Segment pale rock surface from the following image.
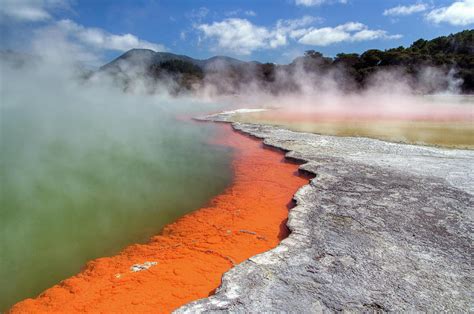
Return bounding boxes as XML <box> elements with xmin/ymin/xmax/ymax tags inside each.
<box><xmin>177</xmin><ymin>112</ymin><xmax>473</xmax><ymax>312</ymax></box>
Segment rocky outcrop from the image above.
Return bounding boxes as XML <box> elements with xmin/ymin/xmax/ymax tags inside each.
<box><xmin>178</xmin><ymin>113</ymin><xmax>473</xmax><ymax>312</ymax></box>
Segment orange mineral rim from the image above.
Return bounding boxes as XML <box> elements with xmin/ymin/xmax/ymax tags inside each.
<box><xmin>10</xmin><ymin>123</ymin><xmax>310</xmax><ymax>313</ymax></box>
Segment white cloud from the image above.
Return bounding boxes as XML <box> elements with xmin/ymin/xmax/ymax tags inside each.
<box><xmin>299</xmin><ymin>27</ymin><xmax>350</xmax><ymax>46</ymax></box>
<box><xmin>425</xmin><ymin>0</ymin><xmax>474</xmax><ymax>26</ymax></box>
<box><xmin>197</xmin><ymin>18</ymin><xmax>273</xmax><ymax>55</ymax></box>
<box><xmin>225</xmin><ymin>9</ymin><xmax>257</xmax><ymax>17</ymax></box>
<box><xmin>196</xmin><ymin>16</ymin><xmax>319</xmax><ymax>55</ymax></box>
<box><xmin>0</xmin><ymin>0</ymin><xmax>69</xmax><ymax>22</ymax></box>
<box><xmin>55</xmin><ymin>19</ymin><xmax>166</xmax><ymax>52</ymax></box>
<box><xmin>294</xmin><ymin>0</ymin><xmax>347</xmax><ymax>7</ymax></box>
<box><xmin>297</xmin><ymin>22</ymin><xmax>401</xmax><ymax>46</ymax></box>
<box><xmin>353</xmin><ymin>29</ymin><xmax>401</xmax><ymax>41</ymax></box>
<box><xmin>196</xmin><ymin>17</ymin><xmax>400</xmax><ymax>54</ymax></box>
<box><xmin>383</xmin><ymin>3</ymin><xmax>428</xmax><ymax>16</ymax></box>
<box><xmin>336</xmin><ymin>22</ymin><xmax>366</xmax><ymax>32</ymax></box>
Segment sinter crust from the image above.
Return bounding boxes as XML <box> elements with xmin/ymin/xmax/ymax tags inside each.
<box><xmin>178</xmin><ymin>112</ymin><xmax>473</xmax><ymax>313</ymax></box>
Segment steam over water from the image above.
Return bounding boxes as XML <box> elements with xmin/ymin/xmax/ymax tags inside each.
<box><xmin>0</xmin><ymin>59</ymin><xmax>232</xmax><ymax>309</ymax></box>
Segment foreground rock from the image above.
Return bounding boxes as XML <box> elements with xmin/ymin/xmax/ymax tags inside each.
<box><xmin>178</xmin><ymin>112</ymin><xmax>473</xmax><ymax>312</ymax></box>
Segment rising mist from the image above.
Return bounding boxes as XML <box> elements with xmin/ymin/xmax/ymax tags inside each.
<box><xmin>0</xmin><ymin>45</ymin><xmax>233</xmax><ymax>310</ymax></box>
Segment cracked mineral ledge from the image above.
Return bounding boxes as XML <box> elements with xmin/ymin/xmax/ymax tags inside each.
<box><xmin>178</xmin><ymin>112</ymin><xmax>473</xmax><ymax>312</ymax></box>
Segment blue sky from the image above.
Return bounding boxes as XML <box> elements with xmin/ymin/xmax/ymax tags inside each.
<box><xmin>0</xmin><ymin>0</ymin><xmax>473</xmax><ymax>64</ymax></box>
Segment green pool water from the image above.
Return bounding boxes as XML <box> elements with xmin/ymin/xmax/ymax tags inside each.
<box><xmin>0</xmin><ymin>65</ymin><xmax>233</xmax><ymax>310</ymax></box>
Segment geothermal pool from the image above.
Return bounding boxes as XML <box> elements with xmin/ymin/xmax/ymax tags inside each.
<box><xmin>233</xmin><ymin>96</ymin><xmax>474</xmax><ymax>149</ymax></box>
<box><xmin>0</xmin><ymin>94</ymin><xmax>234</xmax><ymax>309</ymax></box>
<box><xmin>10</xmin><ymin>124</ymin><xmax>309</xmax><ymax>313</ymax></box>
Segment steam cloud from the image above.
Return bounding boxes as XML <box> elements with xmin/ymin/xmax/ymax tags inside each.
<box><xmin>193</xmin><ymin>56</ymin><xmax>471</xmax><ymax>122</ymax></box>
<box><xmin>0</xmin><ymin>33</ymin><xmax>233</xmax><ymax>310</ymax></box>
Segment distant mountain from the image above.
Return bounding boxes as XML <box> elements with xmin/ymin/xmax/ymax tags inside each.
<box><xmin>100</xmin><ymin>49</ymin><xmax>250</xmax><ymax>73</ymax></box>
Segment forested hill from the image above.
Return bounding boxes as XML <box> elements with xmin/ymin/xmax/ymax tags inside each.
<box><xmin>101</xmin><ymin>30</ymin><xmax>473</xmax><ymax>94</ymax></box>
<box><xmin>322</xmin><ymin>29</ymin><xmax>473</xmax><ymax>92</ymax></box>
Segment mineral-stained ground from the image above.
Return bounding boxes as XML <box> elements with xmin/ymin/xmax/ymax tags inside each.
<box><xmin>178</xmin><ymin>112</ymin><xmax>473</xmax><ymax>312</ymax></box>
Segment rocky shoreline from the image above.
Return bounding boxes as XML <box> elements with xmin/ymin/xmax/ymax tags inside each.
<box><xmin>178</xmin><ymin>112</ymin><xmax>473</xmax><ymax>312</ymax></box>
